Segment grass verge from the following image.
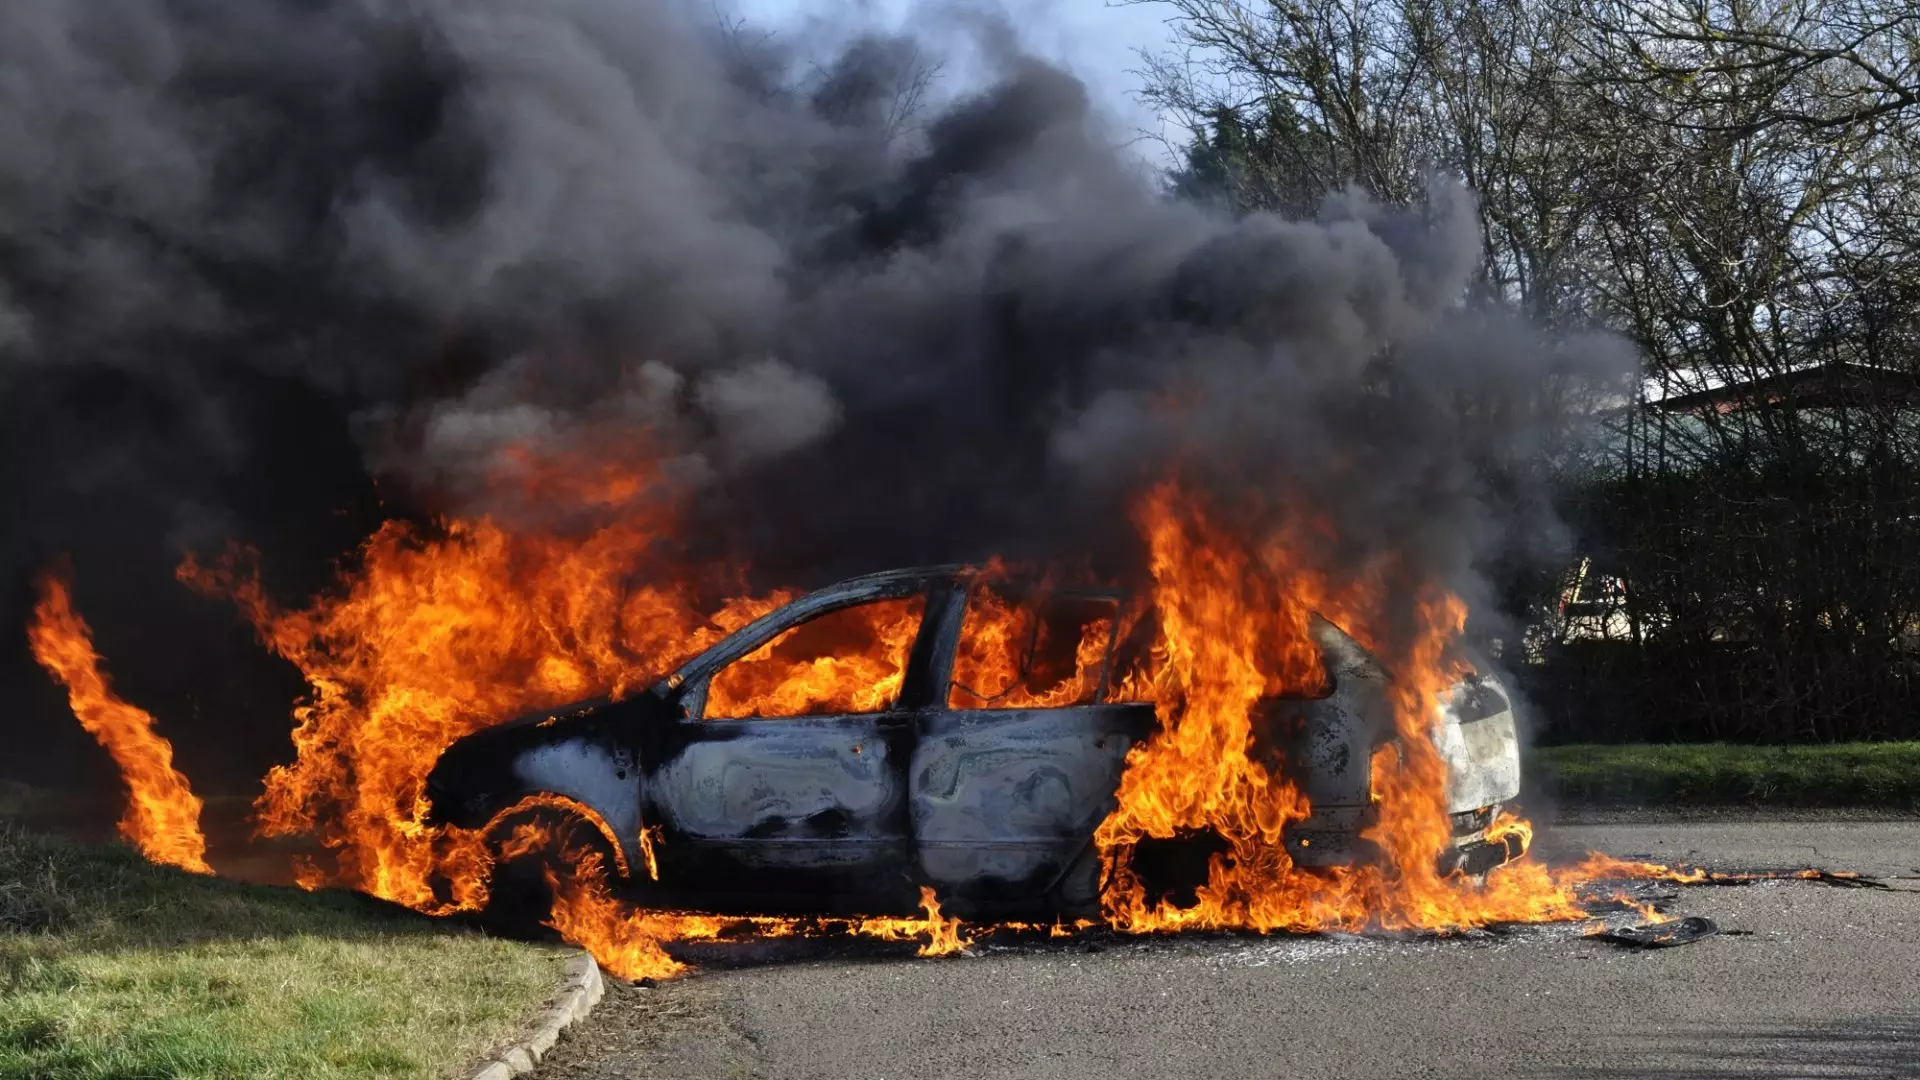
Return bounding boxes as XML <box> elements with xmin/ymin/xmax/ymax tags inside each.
<box><xmin>1533</xmin><ymin>741</ymin><xmax>1920</xmax><ymax>808</ymax></box>
<box><xmin>0</xmin><ymin>821</ymin><xmax>561</xmax><ymax>1080</ymax></box>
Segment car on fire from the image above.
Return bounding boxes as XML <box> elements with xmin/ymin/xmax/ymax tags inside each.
<box><xmin>424</xmin><ymin>566</ymin><xmax>1525</xmax><ymax>920</ymax></box>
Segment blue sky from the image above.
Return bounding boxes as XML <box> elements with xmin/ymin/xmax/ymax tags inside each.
<box><xmin>725</xmin><ymin>0</ymin><xmax>1187</xmax><ymax>163</ymax></box>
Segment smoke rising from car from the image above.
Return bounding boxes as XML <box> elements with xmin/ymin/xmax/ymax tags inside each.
<box><xmin>0</xmin><ymin>0</ymin><xmax>1630</xmax><ymax>787</ymax></box>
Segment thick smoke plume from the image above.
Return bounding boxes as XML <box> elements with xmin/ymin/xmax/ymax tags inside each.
<box><xmin>1</xmin><ymin>0</ymin><xmax>1629</xmax><ymax>789</ymax></box>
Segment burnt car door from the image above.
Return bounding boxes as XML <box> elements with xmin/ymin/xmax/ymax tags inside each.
<box><xmin>639</xmin><ymin>570</ymin><xmax>957</xmax><ymax>913</ymax></box>
<box><xmin>911</xmin><ymin>581</ymin><xmax>1156</xmax><ymax>918</ymax></box>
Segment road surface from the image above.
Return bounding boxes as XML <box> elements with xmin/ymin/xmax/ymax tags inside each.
<box><xmin>537</xmin><ymin>816</ymin><xmax>1920</xmax><ymax>1080</ymax></box>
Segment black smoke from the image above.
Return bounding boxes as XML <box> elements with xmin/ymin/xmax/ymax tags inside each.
<box><xmin>0</xmin><ymin>0</ymin><xmax>1631</xmax><ymax>792</ymax></box>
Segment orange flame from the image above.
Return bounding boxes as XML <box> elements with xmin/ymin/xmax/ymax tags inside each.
<box><xmin>167</xmin><ymin>468</ymin><xmax>1592</xmax><ymax>965</ymax></box>
<box><xmin>1565</xmin><ymin>853</ymin><xmax>1710</xmax><ymax>884</ymax></box>
<box><xmin>1560</xmin><ymin>853</ymin><xmax>1862</xmax><ymax>888</ymax></box>
<box><xmin>1094</xmin><ymin>483</ymin><xmax>1586</xmax><ymax>933</ymax></box>
<box><xmin>176</xmin><ymin>481</ymin><xmax>739</xmax><ymax>907</ymax></box>
<box><xmin>542</xmin><ymin>874</ymin><xmax>971</xmax><ymax>977</ymax></box>
<box><xmin>947</xmin><ymin>578</ymin><xmax>1111</xmax><ymax>710</ymax></box>
<box><xmin>488</xmin><ymin>799</ymin><xmax>969</xmax><ymax>975</ymax></box>
<box><xmin>1598</xmin><ymin>891</ymin><xmax>1676</xmax><ymax>926</ymax></box>
<box><xmin>176</xmin><ymin>453</ymin><xmax>966</xmax><ymax>908</ymax></box>
<box><xmin>1486</xmin><ymin>811</ymin><xmax>1534</xmax><ymax>856</ymax></box>
<box><xmin>543</xmin><ymin>850</ymin><xmax>703</xmax><ymax>981</ymax></box>
<box><xmin>43</xmin><ymin>445</ymin><xmax>1686</xmax><ymax>975</ymax></box>
<box><xmin>26</xmin><ymin>571</ymin><xmax>212</xmax><ymax>875</ymax></box>
<box><xmin>707</xmin><ymin>595</ymin><xmax>925</xmax><ymax>717</ymax></box>
<box><xmin>857</xmin><ymin>887</ymin><xmax>973</xmax><ymax>957</ymax></box>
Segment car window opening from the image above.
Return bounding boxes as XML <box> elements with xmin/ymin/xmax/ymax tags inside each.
<box><xmin>949</xmin><ymin>587</ymin><xmax>1118</xmax><ymax>710</ymax></box>
<box><xmin>705</xmin><ymin>594</ymin><xmax>926</xmax><ymax>718</ymax></box>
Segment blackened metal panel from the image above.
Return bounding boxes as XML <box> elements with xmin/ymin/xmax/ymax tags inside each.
<box><xmin>910</xmin><ymin>704</ymin><xmax>1152</xmax><ymax>904</ymax></box>
<box><xmin>1267</xmin><ymin>617</ymin><xmax>1394</xmax><ymax>868</ymax></box>
<box><xmin>509</xmin><ymin>736</ymin><xmax>644</xmax><ymax>867</ymax></box>
<box><xmin>424</xmin><ymin>700</ymin><xmax>652</xmax><ymax>876</ymax></box>
<box><xmin>646</xmin><ymin>715</ymin><xmax>909</xmax><ymax>875</ymax></box>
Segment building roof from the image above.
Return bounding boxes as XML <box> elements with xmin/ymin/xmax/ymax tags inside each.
<box><xmin>1648</xmin><ymin>362</ymin><xmax>1920</xmax><ymax>414</ymax></box>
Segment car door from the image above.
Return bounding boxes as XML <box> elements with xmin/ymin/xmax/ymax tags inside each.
<box><xmin>640</xmin><ymin>573</ymin><xmax>948</xmax><ymax>913</ymax></box>
<box><xmin>909</xmin><ymin>581</ymin><xmax>1156</xmax><ymax>917</ymax></box>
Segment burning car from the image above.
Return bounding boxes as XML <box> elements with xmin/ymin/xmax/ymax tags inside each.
<box><xmin>424</xmin><ymin>565</ymin><xmax>1524</xmax><ymax>920</ymax></box>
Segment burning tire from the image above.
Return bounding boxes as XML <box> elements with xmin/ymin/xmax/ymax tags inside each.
<box><xmin>473</xmin><ymin>802</ymin><xmax>628</xmax><ymax>938</ymax></box>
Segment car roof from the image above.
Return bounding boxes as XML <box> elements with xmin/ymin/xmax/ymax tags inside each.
<box><xmin>810</xmin><ymin>565</ymin><xmax>975</xmax><ymax>592</ymax></box>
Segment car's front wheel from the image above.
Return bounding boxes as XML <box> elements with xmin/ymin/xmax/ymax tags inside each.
<box><xmin>471</xmin><ymin>800</ymin><xmax>627</xmax><ymax>937</ymax></box>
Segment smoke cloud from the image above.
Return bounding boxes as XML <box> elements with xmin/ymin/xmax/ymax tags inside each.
<box><xmin>0</xmin><ymin>0</ymin><xmax>1630</xmax><ymax>788</ymax></box>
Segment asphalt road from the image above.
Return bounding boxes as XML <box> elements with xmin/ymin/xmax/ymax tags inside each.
<box><xmin>537</xmin><ymin>816</ymin><xmax>1920</xmax><ymax>1080</ymax></box>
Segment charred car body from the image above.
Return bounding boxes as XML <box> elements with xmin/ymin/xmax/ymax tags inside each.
<box><xmin>425</xmin><ymin>566</ymin><xmax>1524</xmax><ymax>920</ymax></box>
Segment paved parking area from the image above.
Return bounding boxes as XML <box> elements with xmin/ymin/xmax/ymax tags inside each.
<box><xmin>539</xmin><ymin>817</ymin><xmax>1920</xmax><ymax>1080</ymax></box>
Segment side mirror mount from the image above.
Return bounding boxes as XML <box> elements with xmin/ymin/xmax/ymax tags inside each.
<box><xmin>675</xmin><ymin>676</ymin><xmax>707</xmax><ymax>721</ymax></box>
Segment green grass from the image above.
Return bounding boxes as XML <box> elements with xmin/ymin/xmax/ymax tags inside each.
<box><xmin>1533</xmin><ymin>741</ymin><xmax>1920</xmax><ymax>807</ymax></box>
<box><xmin>0</xmin><ymin>822</ymin><xmax>562</xmax><ymax>1080</ymax></box>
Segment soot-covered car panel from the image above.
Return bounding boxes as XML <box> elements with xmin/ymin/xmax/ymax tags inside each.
<box><xmin>425</xmin><ymin>566</ymin><xmax>1523</xmax><ymax>918</ymax></box>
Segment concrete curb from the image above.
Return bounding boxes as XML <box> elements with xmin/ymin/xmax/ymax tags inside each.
<box><xmin>465</xmin><ymin>951</ymin><xmax>605</xmax><ymax>1080</ymax></box>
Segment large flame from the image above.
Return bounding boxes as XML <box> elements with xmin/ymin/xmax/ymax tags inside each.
<box><xmin>706</xmin><ymin>595</ymin><xmax>925</xmax><ymax>717</ymax></box>
<box><xmin>948</xmin><ymin>576</ymin><xmax>1113</xmax><ymax>710</ymax></box>
<box><xmin>37</xmin><ymin>449</ymin><xmax>1642</xmax><ymax>976</ymax></box>
<box><xmin>175</xmin><ymin>489</ymin><xmax>752</xmax><ymax>906</ymax></box>
<box><xmin>26</xmin><ymin>571</ymin><xmax>212</xmax><ymax>875</ymax></box>
<box><xmin>1094</xmin><ymin>483</ymin><xmax>1586</xmax><ymax>931</ymax></box>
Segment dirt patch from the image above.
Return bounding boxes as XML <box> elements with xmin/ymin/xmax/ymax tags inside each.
<box><xmin>536</xmin><ymin>975</ymin><xmax>759</xmax><ymax>1079</ymax></box>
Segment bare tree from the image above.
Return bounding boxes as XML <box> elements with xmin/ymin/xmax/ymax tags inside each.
<box><xmin>1139</xmin><ymin>0</ymin><xmax>1920</xmax><ymax>741</ymax></box>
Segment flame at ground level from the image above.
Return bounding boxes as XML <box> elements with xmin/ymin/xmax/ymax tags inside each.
<box><xmin>27</xmin><ymin>571</ymin><xmax>212</xmax><ymax>875</ymax></box>
<box><xmin>479</xmin><ymin>798</ymin><xmax>975</xmax><ymax>979</ymax></box>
